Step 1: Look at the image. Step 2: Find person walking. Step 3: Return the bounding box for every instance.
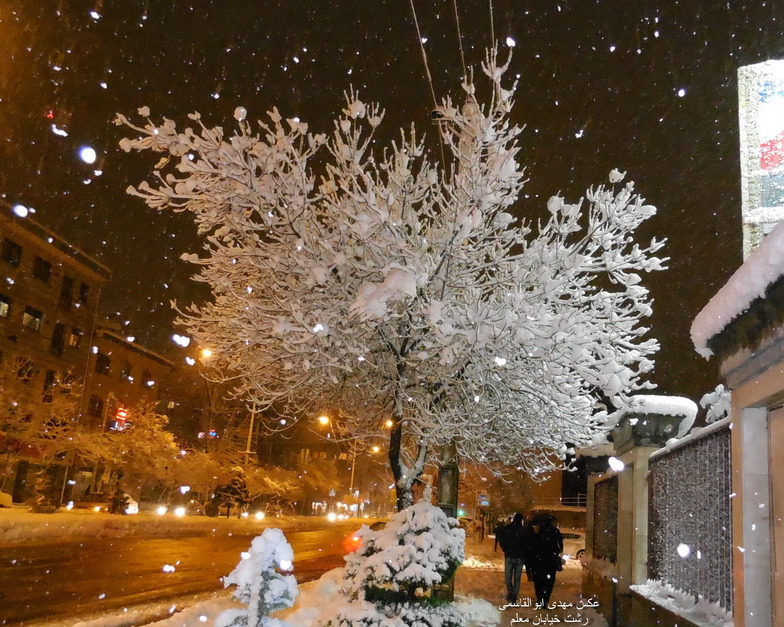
[493,515,511,552]
[529,514,564,608]
[498,512,529,603]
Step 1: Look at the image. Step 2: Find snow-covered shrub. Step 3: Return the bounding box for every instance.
[216,528,298,627]
[321,500,465,627]
[699,384,731,424]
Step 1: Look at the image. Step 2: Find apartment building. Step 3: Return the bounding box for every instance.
[0,205,111,408]
[84,327,175,432]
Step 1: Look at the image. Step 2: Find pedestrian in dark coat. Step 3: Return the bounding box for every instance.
[529,514,564,608]
[493,516,511,552]
[498,512,530,603]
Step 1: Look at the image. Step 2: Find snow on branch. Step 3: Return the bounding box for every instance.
[117,48,666,487]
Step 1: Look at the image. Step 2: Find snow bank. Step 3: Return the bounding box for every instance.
[631,579,733,627]
[0,507,333,546]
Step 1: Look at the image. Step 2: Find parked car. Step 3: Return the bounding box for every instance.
[457,517,473,536]
[561,529,586,563]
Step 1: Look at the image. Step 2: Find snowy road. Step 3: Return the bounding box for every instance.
[0,526,348,624]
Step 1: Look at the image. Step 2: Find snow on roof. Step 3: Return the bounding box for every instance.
[626,394,698,417]
[692,219,784,358]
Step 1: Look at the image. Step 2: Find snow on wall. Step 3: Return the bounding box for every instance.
[692,218,784,357]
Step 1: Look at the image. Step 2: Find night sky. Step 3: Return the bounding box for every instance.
[1,1,782,406]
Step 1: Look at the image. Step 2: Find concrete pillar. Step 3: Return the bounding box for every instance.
[732,406,772,626]
[616,446,657,593]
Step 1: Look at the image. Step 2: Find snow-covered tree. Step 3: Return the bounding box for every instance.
[118,48,665,508]
[110,401,180,499]
[217,528,298,627]
[321,500,465,627]
[699,384,731,424]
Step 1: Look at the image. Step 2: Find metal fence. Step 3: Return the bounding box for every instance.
[592,475,618,563]
[648,423,733,613]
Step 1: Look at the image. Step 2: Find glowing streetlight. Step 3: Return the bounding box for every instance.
[79,146,97,164]
[318,415,330,426]
[200,348,213,359]
[384,419,393,428]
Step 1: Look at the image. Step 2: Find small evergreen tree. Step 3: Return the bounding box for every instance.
[217,528,298,627]
[322,500,465,627]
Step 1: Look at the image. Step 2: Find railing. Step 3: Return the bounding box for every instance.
[532,495,587,508]
[647,422,733,613]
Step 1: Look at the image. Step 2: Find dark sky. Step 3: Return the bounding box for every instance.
[1,0,782,404]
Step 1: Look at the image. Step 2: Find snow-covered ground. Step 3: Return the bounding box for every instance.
[25,531,606,627]
[3,505,612,626]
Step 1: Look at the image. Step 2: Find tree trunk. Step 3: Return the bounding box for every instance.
[432,441,459,602]
[388,418,411,511]
[388,412,429,510]
[435,442,458,518]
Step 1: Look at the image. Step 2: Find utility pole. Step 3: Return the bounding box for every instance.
[244,403,258,466]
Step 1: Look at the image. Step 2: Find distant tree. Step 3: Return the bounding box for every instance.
[458,463,534,521]
[171,449,224,500]
[111,401,180,500]
[209,466,251,518]
[119,48,665,509]
[0,358,115,503]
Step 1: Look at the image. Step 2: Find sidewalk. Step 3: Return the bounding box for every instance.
[456,535,610,626]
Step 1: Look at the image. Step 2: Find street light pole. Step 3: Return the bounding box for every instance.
[349,448,357,495]
[244,402,258,466]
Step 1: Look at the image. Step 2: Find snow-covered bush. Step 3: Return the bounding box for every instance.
[699,384,731,424]
[216,528,298,627]
[320,500,465,627]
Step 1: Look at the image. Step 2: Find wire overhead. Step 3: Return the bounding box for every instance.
[408,0,439,111]
[452,0,467,81]
[488,0,496,46]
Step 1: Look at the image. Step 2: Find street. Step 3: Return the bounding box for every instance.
[0,525,350,624]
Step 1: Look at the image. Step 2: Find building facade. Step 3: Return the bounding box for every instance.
[84,327,175,432]
[0,204,111,500]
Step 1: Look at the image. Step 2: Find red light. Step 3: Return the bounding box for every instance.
[45,108,55,120]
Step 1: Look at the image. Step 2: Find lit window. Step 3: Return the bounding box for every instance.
[68,328,82,348]
[22,306,43,331]
[0,294,10,318]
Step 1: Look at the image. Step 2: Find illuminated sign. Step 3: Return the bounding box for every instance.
[738,60,784,257]
[110,406,128,431]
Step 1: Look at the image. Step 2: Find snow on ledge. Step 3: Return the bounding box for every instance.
[649,416,731,461]
[613,394,699,438]
[631,579,733,627]
[692,219,784,358]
